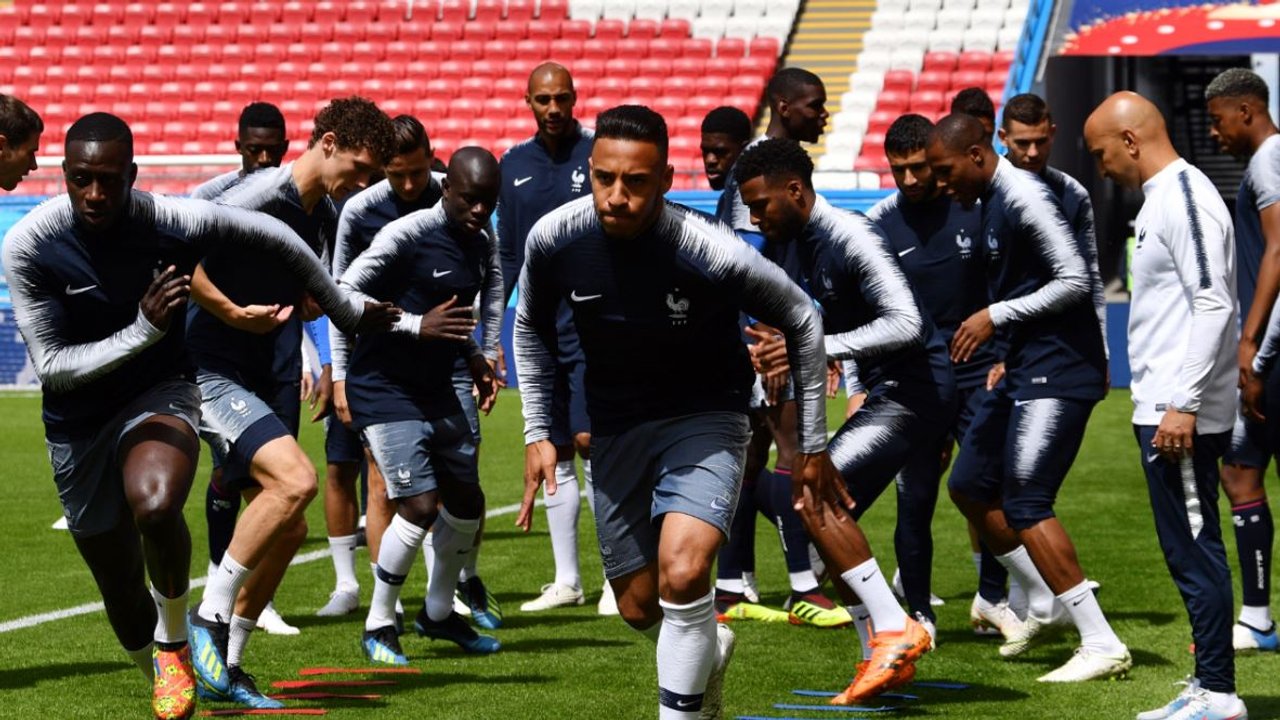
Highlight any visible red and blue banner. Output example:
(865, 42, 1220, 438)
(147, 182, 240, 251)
(1060, 0, 1280, 55)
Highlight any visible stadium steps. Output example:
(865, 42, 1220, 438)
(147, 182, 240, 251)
(776, 0, 874, 157)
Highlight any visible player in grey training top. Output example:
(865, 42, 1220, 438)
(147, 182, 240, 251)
(190, 102, 289, 201)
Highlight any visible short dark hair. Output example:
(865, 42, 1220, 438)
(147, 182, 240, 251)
(0, 95, 44, 147)
(66, 112, 133, 156)
(733, 137, 813, 189)
(391, 115, 431, 157)
(884, 114, 935, 156)
(595, 105, 668, 159)
(767, 67, 824, 106)
(238, 102, 286, 134)
(1002, 93, 1051, 129)
(1206, 68, 1270, 105)
(930, 113, 986, 153)
(701, 106, 753, 144)
(310, 97, 396, 164)
(951, 87, 995, 122)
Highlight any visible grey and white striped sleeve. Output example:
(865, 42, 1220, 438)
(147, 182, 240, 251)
(479, 228, 505, 362)
(2, 198, 167, 393)
(1076, 193, 1109, 359)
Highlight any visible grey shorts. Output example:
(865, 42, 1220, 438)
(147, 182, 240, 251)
(47, 379, 201, 538)
(590, 411, 751, 579)
(452, 357, 481, 445)
(196, 372, 295, 481)
(362, 413, 478, 500)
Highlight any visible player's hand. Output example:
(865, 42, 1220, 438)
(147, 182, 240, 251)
(986, 362, 1006, 391)
(792, 451, 855, 531)
(300, 367, 315, 402)
(493, 346, 508, 388)
(298, 292, 323, 322)
(845, 391, 867, 418)
(140, 265, 192, 330)
(333, 380, 353, 427)
(951, 308, 995, 362)
(745, 325, 790, 378)
(826, 360, 842, 399)
(1152, 408, 1196, 462)
(420, 296, 477, 342)
(310, 364, 333, 422)
(355, 301, 401, 334)
(1243, 372, 1267, 423)
(231, 303, 294, 334)
(517, 440, 558, 532)
(1239, 338, 1260, 388)
(468, 354, 499, 415)
(764, 369, 786, 405)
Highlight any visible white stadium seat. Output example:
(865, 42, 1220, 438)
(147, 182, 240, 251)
(903, 8, 939, 30)
(814, 171, 863, 190)
(970, 7, 1005, 28)
(756, 14, 794, 41)
(857, 171, 884, 189)
(817, 151, 856, 172)
(700, 0, 735, 17)
(633, 0, 668, 19)
(833, 109, 869, 133)
(692, 14, 728, 37)
(908, 0, 942, 11)
(871, 10, 906, 31)
(824, 131, 860, 155)
(765, 0, 801, 15)
(927, 28, 964, 51)
(889, 46, 925, 70)
(962, 25, 999, 49)
(849, 70, 885, 94)
(734, 0, 770, 17)
(666, 0, 699, 16)
(997, 24, 1023, 49)
(1003, 5, 1029, 28)
(568, 0, 605, 20)
(724, 14, 759, 36)
(942, 0, 976, 9)
(601, 0, 636, 19)
(856, 48, 892, 73)
(936, 7, 973, 28)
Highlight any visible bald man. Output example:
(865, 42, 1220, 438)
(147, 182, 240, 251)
(927, 113, 1130, 682)
(1085, 91, 1245, 720)
(496, 62, 606, 614)
(338, 147, 502, 665)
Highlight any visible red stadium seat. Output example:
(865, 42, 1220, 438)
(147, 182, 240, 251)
(882, 70, 914, 93)
(660, 18, 691, 37)
(992, 50, 1015, 71)
(507, 58, 539, 79)
(649, 38, 683, 60)
(452, 97, 486, 119)
(916, 70, 950, 92)
(549, 38, 583, 59)
(313, 1, 339, 25)
(877, 90, 909, 112)
(748, 37, 779, 57)
(472, 116, 504, 138)
(985, 69, 1009, 87)
(737, 55, 775, 77)
(518, 39, 552, 59)
(464, 21, 496, 40)
(431, 21, 465, 40)
(439, 0, 470, 22)
(450, 40, 485, 62)
(504, 117, 532, 137)
(484, 39, 519, 60)
(922, 51, 958, 72)
(471, 59, 506, 78)
(494, 22, 527, 40)
(728, 75, 764, 97)
(475, 0, 503, 21)
(417, 41, 449, 62)
(617, 38, 650, 59)
(596, 19, 627, 39)
(867, 110, 898, 132)
(717, 37, 747, 58)
(507, 0, 535, 21)
(482, 97, 522, 118)
(854, 154, 888, 172)
(525, 20, 558, 39)
(951, 70, 986, 89)
(958, 51, 992, 71)
(460, 76, 494, 98)
(686, 96, 721, 116)
(629, 19, 660, 38)
(493, 77, 523, 97)
(582, 41, 615, 60)
(427, 78, 462, 96)
(672, 56, 705, 76)
(572, 58, 606, 79)
(540, 0, 569, 20)
(560, 20, 592, 40)
(653, 96, 686, 119)
(637, 57, 670, 77)
(682, 38, 714, 58)
(910, 90, 945, 113)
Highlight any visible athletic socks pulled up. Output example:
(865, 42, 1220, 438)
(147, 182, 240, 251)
(657, 593, 718, 719)
(545, 460, 582, 590)
(847, 603, 873, 661)
(327, 534, 359, 592)
(996, 546, 1055, 621)
(199, 553, 251, 625)
(126, 641, 155, 682)
(1058, 579, 1125, 656)
(205, 479, 240, 568)
(227, 614, 256, 668)
(840, 558, 906, 634)
(1232, 499, 1273, 611)
(365, 514, 425, 632)
(426, 508, 480, 622)
(151, 586, 189, 646)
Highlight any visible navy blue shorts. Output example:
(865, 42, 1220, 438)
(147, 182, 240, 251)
(948, 391, 1096, 530)
(548, 352, 590, 447)
(324, 416, 365, 465)
(1223, 369, 1280, 469)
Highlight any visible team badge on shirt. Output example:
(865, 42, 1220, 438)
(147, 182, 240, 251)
(571, 167, 586, 193)
(956, 230, 973, 258)
(666, 289, 690, 326)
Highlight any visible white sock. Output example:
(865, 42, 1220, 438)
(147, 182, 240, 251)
(1058, 580, 1124, 655)
(199, 553, 251, 624)
(459, 529, 480, 582)
(657, 593, 718, 719)
(840, 558, 906, 634)
(207, 560, 218, 580)
(227, 614, 255, 668)
(150, 586, 189, 645)
(789, 570, 819, 593)
(971, 552, 983, 573)
(847, 604, 873, 660)
(996, 546, 1054, 621)
(1205, 690, 1242, 711)
(427, 508, 480, 622)
(1239, 605, 1272, 629)
(328, 535, 359, 592)
(1008, 575, 1028, 616)
(126, 641, 154, 682)
(421, 531, 435, 584)
(365, 514, 425, 632)
(582, 459, 596, 516)
(545, 461, 581, 589)
(716, 578, 745, 594)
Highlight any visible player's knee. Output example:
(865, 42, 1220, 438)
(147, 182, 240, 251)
(617, 593, 661, 629)
(398, 493, 439, 528)
(574, 432, 591, 458)
(658, 554, 713, 601)
(281, 515, 309, 548)
(1003, 495, 1054, 530)
(131, 478, 188, 530)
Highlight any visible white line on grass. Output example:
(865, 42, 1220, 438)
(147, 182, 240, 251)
(0, 495, 558, 634)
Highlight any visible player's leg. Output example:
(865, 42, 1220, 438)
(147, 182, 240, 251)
(954, 385, 1016, 623)
(318, 415, 363, 617)
(1222, 403, 1276, 650)
(204, 463, 239, 577)
(715, 412, 768, 618)
(1135, 427, 1245, 718)
(892, 435, 943, 627)
(1003, 398, 1128, 681)
(450, 360, 502, 629)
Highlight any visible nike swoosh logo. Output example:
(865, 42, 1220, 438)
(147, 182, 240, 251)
(432, 269, 452, 278)
(897, 247, 917, 258)
(570, 290, 602, 302)
(1146, 453, 1160, 463)
(514, 176, 533, 187)
(1071, 598, 1085, 606)
(861, 573, 875, 582)
(675, 700, 697, 709)
(1013, 399, 1032, 407)
(857, 614, 871, 622)
(65, 284, 97, 295)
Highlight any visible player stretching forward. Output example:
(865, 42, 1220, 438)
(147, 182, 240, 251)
(928, 114, 1130, 681)
(1206, 68, 1280, 652)
(187, 99, 397, 708)
(736, 138, 948, 704)
(1086, 90, 1247, 720)
(516, 105, 839, 720)
(3, 112, 381, 720)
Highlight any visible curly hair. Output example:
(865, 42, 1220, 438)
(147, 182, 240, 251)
(732, 136, 813, 189)
(309, 97, 395, 164)
(884, 114, 935, 156)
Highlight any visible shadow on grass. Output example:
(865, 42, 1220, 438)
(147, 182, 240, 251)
(388, 672, 551, 690)
(494, 613, 607, 630)
(899, 680, 1031, 706)
(1107, 610, 1180, 627)
(1243, 694, 1280, 716)
(0, 661, 121, 689)
(472, 636, 631, 653)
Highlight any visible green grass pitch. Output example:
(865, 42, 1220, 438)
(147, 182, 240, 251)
(0, 389, 1277, 719)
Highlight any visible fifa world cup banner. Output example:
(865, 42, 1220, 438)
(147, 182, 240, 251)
(1059, 0, 1280, 55)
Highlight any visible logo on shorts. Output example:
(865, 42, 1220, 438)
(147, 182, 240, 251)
(397, 468, 412, 481)
(666, 288, 689, 326)
(711, 496, 732, 512)
(570, 167, 586, 193)
(229, 399, 249, 416)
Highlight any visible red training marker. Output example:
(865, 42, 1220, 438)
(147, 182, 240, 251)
(298, 666, 423, 676)
(269, 693, 383, 701)
(271, 680, 397, 689)
(199, 710, 327, 717)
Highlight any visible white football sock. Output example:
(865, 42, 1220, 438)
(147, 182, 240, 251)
(1205, 690, 1243, 711)
(789, 570, 820, 593)
(126, 641, 155, 682)
(199, 553, 251, 624)
(971, 552, 983, 573)
(840, 559, 906, 634)
(328, 535, 359, 592)
(996, 546, 1054, 621)
(427, 508, 479, 622)
(1058, 580, 1124, 655)
(657, 593, 718, 719)
(150, 586, 189, 645)
(421, 530, 435, 584)
(227, 614, 255, 668)
(1008, 575, 1028, 616)
(582, 459, 596, 516)
(365, 514, 424, 632)
(1239, 605, 1272, 629)
(545, 460, 581, 589)
(716, 577, 745, 594)
(847, 604, 873, 660)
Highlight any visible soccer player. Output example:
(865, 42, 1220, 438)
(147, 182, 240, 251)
(337, 147, 502, 664)
(951, 87, 996, 143)
(0, 94, 42, 192)
(1206, 67, 1280, 652)
(736, 137, 948, 703)
(865, 115, 1022, 639)
(497, 62, 604, 614)
(928, 113, 1131, 681)
(515, 105, 837, 720)
(186, 98, 397, 708)
(1085, 90, 1248, 720)
(2, 111, 380, 720)
(714, 68, 844, 626)
(190, 102, 289, 201)
(701, 106, 752, 193)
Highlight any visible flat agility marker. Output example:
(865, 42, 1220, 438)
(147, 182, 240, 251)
(911, 681, 970, 690)
(298, 667, 422, 676)
(200, 710, 326, 717)
(271, 680, 397, 689)
(774, 703, 898, 713)
(270, 693, 383, 701)
(791, 690, 918, 701)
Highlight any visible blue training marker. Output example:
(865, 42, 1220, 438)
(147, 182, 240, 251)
(912, 681, 971, 690)
(774, 703, 899, 713)
(791, 689, 918, 701)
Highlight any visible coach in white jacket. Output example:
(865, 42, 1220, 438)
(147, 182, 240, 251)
(1085, 92, 1246, 720)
